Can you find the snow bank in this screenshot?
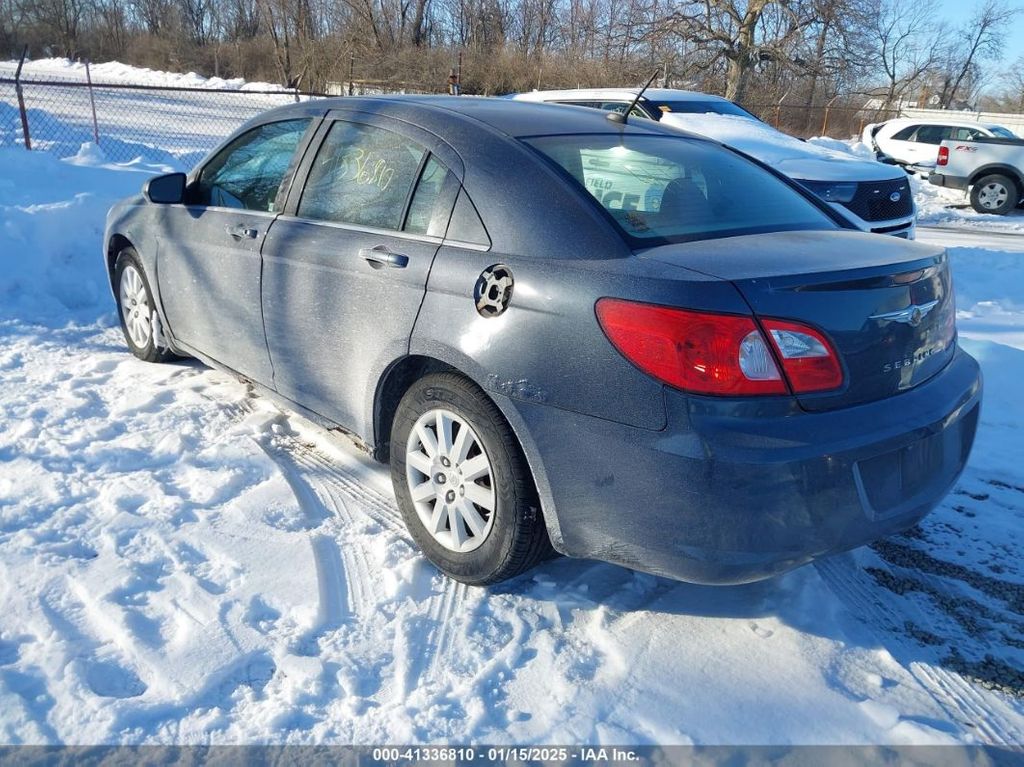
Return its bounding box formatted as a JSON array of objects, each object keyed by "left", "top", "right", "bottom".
[
  {"left": 806, "top": 135, "right": 875, "bottom": 159},
  {"left": 0, "top": 57, "right": 288, "bottom": 92},
  {"left": 0, "top": 144, "right": 168, "bottom": 325}
]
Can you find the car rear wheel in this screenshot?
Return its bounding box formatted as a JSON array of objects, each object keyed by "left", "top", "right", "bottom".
[
  {"left": 114, "top": 248, "right": 175, "bottom": 363},
  {"left": 390, "top": 373, "right": 552, "bottom": 585},
  {"left": 970, "top": 174, "right": 1018, "bottom": 215}
]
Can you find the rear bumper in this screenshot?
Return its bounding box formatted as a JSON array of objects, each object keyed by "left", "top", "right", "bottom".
[
  {"left": 929, "top": 173, "right": 970, "bottom": 191},
  {"left": 505, "top": 348, "right": 981, "bottom": 585}
]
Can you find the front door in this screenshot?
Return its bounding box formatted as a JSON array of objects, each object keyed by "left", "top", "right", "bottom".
[
  {"left": 261, "top": 115, "right": 460, "bottom": 438},
  {"left": 157, "top": 118, "right": 312, "bottom": 384}
]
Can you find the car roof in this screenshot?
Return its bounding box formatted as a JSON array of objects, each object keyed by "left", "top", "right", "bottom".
[
  {"left": 881, "top": 116, "right": 1005, "bottom": 131},
  {"left": 511, "top": 88, "right": 729, "bottom": 103},
  {"left": 251, "top": 94, "right": 713, "bottom": 141}
]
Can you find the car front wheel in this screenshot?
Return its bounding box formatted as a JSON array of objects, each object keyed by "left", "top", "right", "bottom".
[
  {"left": 970, "top": 174, "right": 1018, "bottom": 215},
  {"left": 113, "top": 248, "right": 175, "bottom": 363},
  {"left": 390, "top": 373, "right": 552, "bottom": 585}
]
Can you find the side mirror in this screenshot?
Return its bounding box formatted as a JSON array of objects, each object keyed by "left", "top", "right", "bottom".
[{"left": 144, "top": 173, "right": 186, "bottom": 204}]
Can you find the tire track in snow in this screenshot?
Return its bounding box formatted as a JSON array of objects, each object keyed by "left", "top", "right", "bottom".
[
  {"left": 263, "top": 431, "right": 496, "bottom": 700},
  {"left": 283, "top": 443, "right": 405, "bottom": 536},
  {"left": 815, "top": 554, "right": 1023, "bottom": 746},
  {"left": 255, "top": 437, "right": 372, "bottom": 626},
  {"left": 221, "top": 392, "right": 513, "bottom": 707},
  {"left": 424, "top": 578, "right": 469, "bottom": 684}
]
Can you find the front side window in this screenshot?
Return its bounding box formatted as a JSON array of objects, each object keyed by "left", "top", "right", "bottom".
[
  {"left": 197, "top": 119, "right": 310, "bottom": 211},
  {"left": 525, "top": 134, "right": 835, "bottom": 245},
  {"left": 298, "top": 121, "right": 427, "bottom": 230},
  {"left": 891, "top": 125, "right": 918, "bottom": 141},
  {"left": 952, "top": 127, "right": 983, "bottom": 141},
  {"left": 991, "top": 126, "right": 1017, "bottom": 139}
]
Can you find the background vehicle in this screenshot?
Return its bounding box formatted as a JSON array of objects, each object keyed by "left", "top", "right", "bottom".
[
  {"left": 512, "top": 88, "right": 918, "bottom": 238},
  {"left": 929, "top": 135, "right": 1024, "bottom": 215},
  {"left": 105, "top": 97, "right": 980, "bottom": 587},
  {"left": 864, "top": 117, "right": 1017, "bottom": 167}
]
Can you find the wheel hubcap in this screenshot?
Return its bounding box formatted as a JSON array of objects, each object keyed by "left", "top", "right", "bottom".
[
  {"left": 979, "top": 183, "right": 1008, "bottom": 210},
  {"left": 119, "top": 265, "right": 151, "bottom": 348},
  {"left": 405, "top": 408, "right": 496, "bottom": 553}
]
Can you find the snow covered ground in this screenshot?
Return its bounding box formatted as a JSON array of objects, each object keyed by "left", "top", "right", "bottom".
[{"left": 1, "top": 63, "right": 1023, "bottom": 747}]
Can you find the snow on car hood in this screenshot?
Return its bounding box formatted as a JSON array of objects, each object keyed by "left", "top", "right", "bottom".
[{"left": 659, "top": 113, "right": 902, "bottom": 183}]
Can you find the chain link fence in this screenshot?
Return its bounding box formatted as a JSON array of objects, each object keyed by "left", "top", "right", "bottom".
[
  {"left": 0, "top": 70, "right": 323, "bottom": 165},
  {"left": 1, "top": 69, "right": 1017, "bottom": 167},
  {"left": 741, "top": 102, "right": 901, "bottom": 141}
]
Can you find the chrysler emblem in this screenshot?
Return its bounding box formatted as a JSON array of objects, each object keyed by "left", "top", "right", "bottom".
[
  {"left": 870, "top": 300, "right": 939, "bottom": 327},
  {"left": 889, "top": 191, "right": 902, "bottom": 202}
]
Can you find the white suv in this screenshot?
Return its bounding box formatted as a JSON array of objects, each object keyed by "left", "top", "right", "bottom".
[
  {"left": 864, "top": 118, "right": 1017, "bottom": 167},
  {"left": 512, "top": 88, "right": 917, "bottom": 238}
]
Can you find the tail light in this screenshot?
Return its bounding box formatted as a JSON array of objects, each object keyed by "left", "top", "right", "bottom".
[
  {"left": 596, "top": 298, "right": 843, "bottom": 397},
  {"left": 937, "top": 146, "right": 949, "bottom": 166},
  {"left": 760, "top": 319, "right": 844, "bottom": 392}
]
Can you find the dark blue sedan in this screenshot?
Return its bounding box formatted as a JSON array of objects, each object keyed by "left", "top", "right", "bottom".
[{"left": 104, "top": 97, "right": 981, "bottom": 585}]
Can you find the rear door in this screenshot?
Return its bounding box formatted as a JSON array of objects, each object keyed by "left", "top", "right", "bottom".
[
  {"left": 260, "top": 114, "right": 461, "bottom": 437},
  {"left": 904, "top": 124, "right": 952, "bottom": 164},
  {"left": 158, "top": 118, "right": 313, "bottom": 384}
]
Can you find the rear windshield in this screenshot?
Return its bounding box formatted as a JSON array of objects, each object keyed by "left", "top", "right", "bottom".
[
  {"left": 524, "top": 134, "right": 837, "bottom": 245},
  {"left": 648, "top": 100, "right": 758, "bottom": 120}
]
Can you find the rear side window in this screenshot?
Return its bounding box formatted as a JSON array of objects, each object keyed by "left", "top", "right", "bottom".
[
  {"left": 912, "top": 125, "right": 950, "bottom": 145},
  {"left": 525, "top": 134, "right": 835, "bottom": 245},
  {"left": 197, "top": 119, "right": 310, "bottom": 211},
  {"left": 555, "top": 100, "right": 649, "bottom": 119},
  {"left": 446, "top": 189, "right": 490, "bottom": 247},
  {"left": 298, "top": 121, "right": 426, "bottom": 230},
  {"left": 404, "top": 156, "right": 448, "bottom": 235}
]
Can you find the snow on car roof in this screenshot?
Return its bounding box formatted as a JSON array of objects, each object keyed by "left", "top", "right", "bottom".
[
  {"left": 878, "top": 116, "right": 1010, "bottom": 131},
  {"left": 659, "top": 112, "right": 905, "bottom": 182}
]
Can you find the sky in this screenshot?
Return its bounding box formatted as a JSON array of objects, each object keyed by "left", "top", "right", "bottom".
[{"left": 935, "top": 0, "right": 1024, "bottom": 70}]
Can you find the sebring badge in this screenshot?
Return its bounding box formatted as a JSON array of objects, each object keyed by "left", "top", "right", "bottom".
[{"left": 870, "top": 299, "right": 939, "bottom": 328}]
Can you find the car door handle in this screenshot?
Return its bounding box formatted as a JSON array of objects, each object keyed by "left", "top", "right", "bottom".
[
  {"left": 359, "top": 245, "right": 409, "bottom": 269},
  {"left": 226, "top": 224, "right": 259, "bottom": 239}
]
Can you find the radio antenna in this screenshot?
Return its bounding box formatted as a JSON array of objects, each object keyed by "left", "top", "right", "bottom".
[{"left": 607, "top": 67, "right": 661, "bottom": 125}]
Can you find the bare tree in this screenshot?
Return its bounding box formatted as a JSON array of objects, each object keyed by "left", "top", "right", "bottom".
[
  {"left": 664, "top": 0, "right": 816, "bottom": 102},
  {"left": 935, "top": 0, "right": 1019, "bottom": 108},
  {"left": 21, "top": 0, "right": 92, "bottom": 56},
  {"left": 871, "top": 0, "right": 944, "bottom": 108}
]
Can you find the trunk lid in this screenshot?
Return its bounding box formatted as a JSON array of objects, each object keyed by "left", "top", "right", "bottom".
[{"left": 640, "top": 231, "right": 956, "bottom": 411}]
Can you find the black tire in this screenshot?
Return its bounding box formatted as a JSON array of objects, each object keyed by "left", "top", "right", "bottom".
[
  {"left": 969, "top": 174, "right": 1019, "bottom": 216},
  {"left": 113, "top": 248, "right": 175, "bottom": 363},
  {"left": 390, "top": 373, "right": 553, "bottom": 585}
]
